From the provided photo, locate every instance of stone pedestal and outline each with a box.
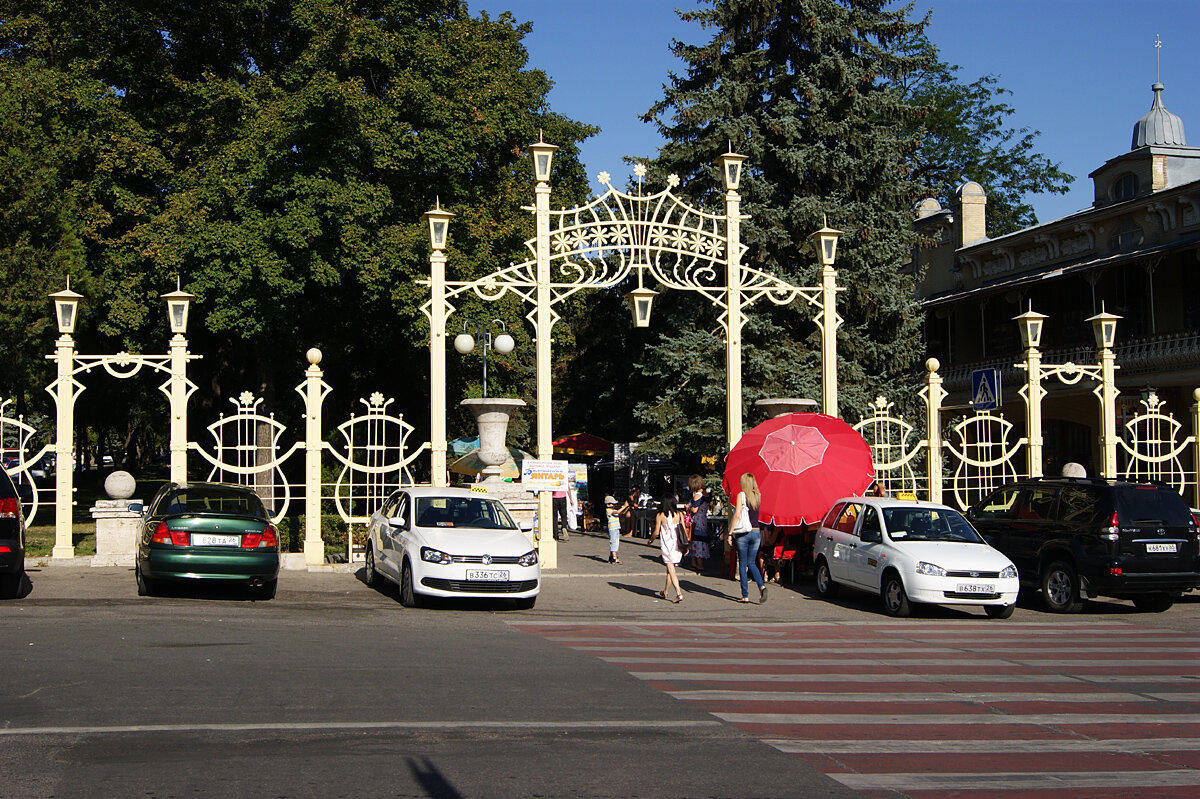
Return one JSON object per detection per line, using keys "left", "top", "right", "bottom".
{"left": 459, "top": 397, "right": 537, "bottom": 547}
{"left": 92, "top": 471, "right": 142, "bottom": 567}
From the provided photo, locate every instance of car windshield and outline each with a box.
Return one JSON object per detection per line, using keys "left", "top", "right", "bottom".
{"left": 415, "top": 496, "right": 518, "bottom": 530}
{"left": 883, "top": 507, "right": 984, "bottom": 543}
{"left": 159, "top": 486, "right": 267, "bottom": 518}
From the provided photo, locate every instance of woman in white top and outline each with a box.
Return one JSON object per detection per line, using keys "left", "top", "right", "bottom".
{"left": 653, "top": 494, "right": 686, "bottom": 603}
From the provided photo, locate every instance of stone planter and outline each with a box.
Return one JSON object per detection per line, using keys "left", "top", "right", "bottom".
{"left": 755, "top": 397, "right": 818, "bottom": 418}
{"left": 460, "top": 397, "right": 527, "bottom": 484}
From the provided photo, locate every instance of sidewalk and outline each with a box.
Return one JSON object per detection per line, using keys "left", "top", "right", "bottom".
{"left": 20, "top": 527, "right": 839, "bottom": 621}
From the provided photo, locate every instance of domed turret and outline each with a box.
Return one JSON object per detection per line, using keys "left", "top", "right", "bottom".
{"left": 1132, "top": 82, "right": 1186, "bottom": 149}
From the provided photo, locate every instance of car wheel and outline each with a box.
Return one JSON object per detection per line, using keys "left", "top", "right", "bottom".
{"left": 985, "top": 603, "right": 1015, "bottom": 619}
{"left": 399, "top": 560, "right": 423, "bottom": 608}
{"left": 1132, "top": 593, "right": 1174, "bottom": 612}
{"left": 814, "top": 558, "right": 840, "bottom": 599}
{"left": 514, "top": 595, "right": 537, "bottom": 610}
{"left": 135, "top": 566, "right": 157, "bottom": 597}
{"left": 881, "top": 572, "right": 911, "bottom": 617}
{"left": 1040, "top": 560, "right": 1082, "bottom": 613}
{"left": 0, "top": 571, "right": 22, "bottom": 599}
{"left": 256, "top": 579, "right": 277, "bottom": 601}
{"left": 364, "top": 544, "right": 384, "bottom": 589}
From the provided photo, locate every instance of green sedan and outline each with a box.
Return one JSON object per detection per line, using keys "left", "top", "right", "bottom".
{"left": 133, "top": 482, "right": 280, "bottom": 599}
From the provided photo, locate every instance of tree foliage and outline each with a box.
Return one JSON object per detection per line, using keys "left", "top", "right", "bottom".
{"left": 0, "top": 0, "right": 594, "bottom": 464}
{"left": 894, "top": 32, "right": 1073, "bottom": 237}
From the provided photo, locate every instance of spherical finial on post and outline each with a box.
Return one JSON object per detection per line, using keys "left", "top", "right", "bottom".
{"left": 306, "top": 347, "right": 322, "bottom": 366}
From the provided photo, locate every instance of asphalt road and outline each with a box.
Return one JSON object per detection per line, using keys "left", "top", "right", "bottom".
{"left": 2, "top": 564, "right": 860, "bottom": 799}
{"left": 7, "top": 534, "right": 1200, "bottom": 798}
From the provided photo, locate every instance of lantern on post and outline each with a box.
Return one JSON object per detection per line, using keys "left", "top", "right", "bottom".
{"left": 50, "top": 285, "right": 84, "bottom": 336}
{"left": 1015, "top": 307, "right": 1048, "bottom": 350}
{"left": 1088, "top": 309, "right": 1121, "bottom": 350}
{"left": 423, "top": 201, "right": 454, "bottom": 251}
{"left": 716, "top": 149, "right": 747, "bottom": 192}
{"left": 624, "top": 266, "right": 658, "bottom": 328}
{"left": 810, "top": 219, "right": 843, "bottom": 268}
{"left": 161, "top": 283, "right": 195, "bottom": 335}
{"left": 529, "top": 138, "right": 558, "bottom": 184}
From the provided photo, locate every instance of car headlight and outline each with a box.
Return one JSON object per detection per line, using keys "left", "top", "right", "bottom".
{"left": 916, "top": 561, "right": 947, "bottom": 576}
{"left": 518, "top": 550, "right": 539, "bottom": 567}
{"left": 1000, "top": 564, "right": 1017, "bottom": 579}
{"left": 420, "top": 546, "right": 452, "bottom": 565}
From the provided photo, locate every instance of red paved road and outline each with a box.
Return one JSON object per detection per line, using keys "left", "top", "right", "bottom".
{"left": 513, "top": 620, "right": 1200, "bottom": 798}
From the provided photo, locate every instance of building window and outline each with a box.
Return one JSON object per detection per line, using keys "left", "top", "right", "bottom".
{"left": 1109, "top": 218, "right": 1144, "bottom": 253}
{"left": 1111, "top": 173, "right": 1139, "bottom": 202}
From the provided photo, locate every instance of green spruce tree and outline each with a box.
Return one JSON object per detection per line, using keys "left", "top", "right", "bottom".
{"left": 634, "top": 0, "right": 932, "bottom": 462}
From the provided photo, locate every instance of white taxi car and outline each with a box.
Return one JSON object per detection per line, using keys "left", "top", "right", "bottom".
{"left": 813, "top": 496, "right": 1019, "bottom": 618}
{"left": 363, "top": 486, "right": 539, "bottom": 609}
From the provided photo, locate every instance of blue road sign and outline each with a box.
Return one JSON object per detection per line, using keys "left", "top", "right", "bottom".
{"left": 971, "top": 368, "right": 1001, "bottom": 410}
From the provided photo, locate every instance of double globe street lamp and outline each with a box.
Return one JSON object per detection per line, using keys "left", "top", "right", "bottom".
{"left": 454, "top": 318, "right": 515, "bottom": 398}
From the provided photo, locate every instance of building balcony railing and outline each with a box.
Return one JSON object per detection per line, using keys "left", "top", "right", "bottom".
{"left": 939, "top": 328, "right": 1200, "bottom": 394}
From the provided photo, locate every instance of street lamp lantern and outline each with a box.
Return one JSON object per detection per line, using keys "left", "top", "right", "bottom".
{"left": 810, "top": 220, "right": 843, "bottom": 268}
{"left": 624, "top": 282, "right": 658, "bottom": 329}
{"left": 1087, "top": 309, "right": 1121, "bottom": 350}
{"left": 423, "top": 201, "right": 454, "bottom": 251}
{"left": 1015, "top": 307, "right": 1048, "bottom": 350}
{"left": 49, "top": 284, "right": 84, "bottom": 335}
{"left": 161, "top": 282, "right": 195, "bottom": 335}
{"left": 529, "top": 138, "right": 558, "bottom": 184}
{"left": 716, "top": 149, "right": 748, "bottom": 192}
{"left": 455, "top": 318, "right": 515, "bottom": 398}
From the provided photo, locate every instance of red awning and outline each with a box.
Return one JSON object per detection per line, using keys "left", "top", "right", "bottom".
{"left": 552, "top": 432, "right": 612, "bottom": 457}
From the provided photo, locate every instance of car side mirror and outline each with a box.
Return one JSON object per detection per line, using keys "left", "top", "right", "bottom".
{"left": 519, "top": 521, "right": 533, "bottom": 532}
{"left": 127, "top": 502, "right": 144, "bottom": 515}
{"left": 388, "top": 518, "right": 407, "bottom": 530}
{"left": 860, "top": 528, "right": 881, "bottom": 544}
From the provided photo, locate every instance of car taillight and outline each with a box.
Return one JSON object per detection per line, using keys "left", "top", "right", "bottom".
{"left": 0, "top": 496, "right": 19, "bottom": 518}
{"left": 241, "top": 525, "right": 278, "bottom": 548}
{"left": 1191, "top": 512, "right": 1199, "bottom": 530}
{"left": 151, "top": 522, "right": 189, "bottom": 546}
{"left": 1100, "top": 511, "right": 1120, "bottom": 542}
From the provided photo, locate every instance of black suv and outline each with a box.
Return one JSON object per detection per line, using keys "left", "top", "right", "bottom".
{"left": 0, "top": 468, "right": 26, "bottom": 598}
{"left": 967, "top": 477, "right": 1200, "bottom": 613}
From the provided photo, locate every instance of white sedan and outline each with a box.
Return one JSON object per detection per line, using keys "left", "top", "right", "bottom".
{"left": 364, "top": 486, "right": 539, "bottom": 609}
{"left": 813, "top": 496, "right": 1019, "bottom": 618}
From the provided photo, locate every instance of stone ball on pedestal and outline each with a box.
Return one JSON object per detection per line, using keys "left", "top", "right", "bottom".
{"left": 104, "top": 470, "right": 137, "bottom": 500}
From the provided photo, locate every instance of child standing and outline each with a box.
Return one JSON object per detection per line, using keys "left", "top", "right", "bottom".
{"left": 605, "top": 496, "right": 622, "bottom": 564}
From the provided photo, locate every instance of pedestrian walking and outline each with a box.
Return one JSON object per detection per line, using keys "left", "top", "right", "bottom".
{"left": 653, "top": 494, "right": 686, "bottom": 603}
{"left": 727, "top": 472, "right": 767, "bottom": 604}
{"left": 685, "top": 474, "right": 711, "bottom": 574}
{"left": 604, "top": 495, "right": 622, "bottom": 564}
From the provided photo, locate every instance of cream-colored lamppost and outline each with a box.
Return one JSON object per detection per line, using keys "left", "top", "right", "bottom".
{"left": 48, "top": 284, "right": 83, "bottom": 559}
{"left": 425, "top": 201, "right": 454, "bottom": 488}
{"left": 1016, "top": 306, "right": 1048, "bottom": 478}
{"left": 810, "top": 220, "right": 843, "bottom": 418}
{"left": 717, "top": 148, "right": 748, "bottom": 449}
{"left": 528, "top": 137, "right": 558, "bottom": 561}
{"left": 1088, "top": 309, "right": 1121, "bottom": 477}
{"left": 161, "top": 283, "right": 194, "bottom": 485}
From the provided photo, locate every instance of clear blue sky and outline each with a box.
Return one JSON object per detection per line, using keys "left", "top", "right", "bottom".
{"left": 471, "top": 0, "right": 1200, "bottom": 225}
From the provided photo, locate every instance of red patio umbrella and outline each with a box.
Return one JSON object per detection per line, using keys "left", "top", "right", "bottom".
{"left": 552, "top": 432, "right": 612, "bottom": 457}
{"left": 722, "top": 413, "right": 874, "bottom": 527}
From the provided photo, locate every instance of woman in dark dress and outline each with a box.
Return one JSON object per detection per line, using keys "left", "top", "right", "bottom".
{"left": 685, "top": 474, "right": 710, "bottom": 574}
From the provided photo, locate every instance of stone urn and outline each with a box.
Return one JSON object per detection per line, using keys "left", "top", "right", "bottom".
{"left": 460, "top": 398, "right": 527, "bottom": 484}
{"left": 755, "top": 397, "right": 818, "bottom": 418}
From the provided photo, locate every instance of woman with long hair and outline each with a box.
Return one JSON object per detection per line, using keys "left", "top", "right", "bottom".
{"left": 685, "top": 474, "right": 710, "bottom": 574}
{"left": 729, "top": 472, "right": 767, "bottom": 604}
{"left": 653, "top": 493, "right": 686, "bottom": 603}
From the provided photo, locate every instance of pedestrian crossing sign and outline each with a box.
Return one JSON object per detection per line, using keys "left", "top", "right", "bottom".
{"left": 971, "top": 368, "right": 1001, "bottom": 410}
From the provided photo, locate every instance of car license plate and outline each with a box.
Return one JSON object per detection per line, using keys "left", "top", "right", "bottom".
{"left": 956, "top": 583, "right": 994, "bottom": 594}
{"left": 466, "top": 570, "right": 509, "bottom": 581}
{"left": 1146, "top": 542, "right": 1178, "bottom": 553}
{"left": 192, "top": 533, "right": 240, "bottom": 547}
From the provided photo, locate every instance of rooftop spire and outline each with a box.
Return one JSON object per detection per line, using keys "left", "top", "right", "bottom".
{"left": 1132, "top": 38, "right": 1186, "bottom": 149}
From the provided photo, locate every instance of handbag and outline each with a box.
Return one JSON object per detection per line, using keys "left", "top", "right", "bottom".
{"left": 677, "top": 517, "right": 692, "bottom": 551}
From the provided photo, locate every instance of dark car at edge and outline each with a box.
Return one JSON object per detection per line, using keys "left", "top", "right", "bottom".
{"left": 967, "top": 477, "right": 1200, "bottom": 612}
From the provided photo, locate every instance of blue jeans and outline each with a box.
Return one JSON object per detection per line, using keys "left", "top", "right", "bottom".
{"left": 733, "top": 528, "right": 764, "bottom": 598}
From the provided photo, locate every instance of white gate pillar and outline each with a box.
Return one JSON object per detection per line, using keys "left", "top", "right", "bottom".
{"left": 723, "top": 182, "right": 744, "bottom": 452}
{"left": 424, "top": 205, "right": 453, "bottom": 489}
{"left": 532, "top": 152, "right": 557, "bottom": 569}
{"left": 1089, "top": 311, "right": 1121, "bottom": 478}
{"left": 301, "top": 349, "right": 328, "bottom": 566}
{"left": 924, "top": 358, "right": 946, "bottom": 504}
{"left": 51, "top": 328, "right": 76, "bottom": 559}
{"left": 1016, "top": 309, "right": 1047, "bottom": 479}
